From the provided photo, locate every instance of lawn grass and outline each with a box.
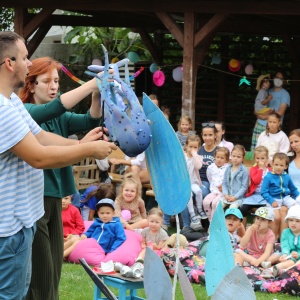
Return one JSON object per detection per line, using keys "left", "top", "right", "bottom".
{"left": 59, "top": 262, "right": 300, "bottom": 299}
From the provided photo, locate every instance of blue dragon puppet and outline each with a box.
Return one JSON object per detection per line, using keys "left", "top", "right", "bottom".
{"left": 86, "top": 45, "right": 151, "bottom": 157}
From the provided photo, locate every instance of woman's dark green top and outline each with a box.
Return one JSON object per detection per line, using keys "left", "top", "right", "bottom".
{"left": 25, "top": 95, "right": 100, "bottom": 198}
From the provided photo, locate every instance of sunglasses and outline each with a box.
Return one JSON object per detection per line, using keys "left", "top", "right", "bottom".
{"left": 202, "top": 122, "right": 215, "bottom": 128}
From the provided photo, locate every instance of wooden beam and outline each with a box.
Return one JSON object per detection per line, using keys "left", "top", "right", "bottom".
{"left": 182, "top": 13, "right": 196, "bottom": 123}
{"left": 27, "top": 26, "right": 51, "bottom": 58}
{"left": 156, "top": 12, "right": 183, "bottom": 48}
{"left": 14, "top": 8, "right": 27, "bottom": 37}
{"left": 39, "top": 14, "right": 164, "bottom": 29}
{"left": 24, "top": 13, "right": 300, "bottom": 35}
{"left": 133, "top": 28, "right": 161, "bottom": 63}
{"left": 194, "top": 13, "right": 229, "bottom": 48}
{"left": 3, "top": 1, "right": 300, "bottom": 15}
{"left": 23, "top": 8, "right": 55, "bottom": 39}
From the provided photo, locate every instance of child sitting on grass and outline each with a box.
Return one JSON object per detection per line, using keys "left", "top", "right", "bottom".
{"left": 224, "top": 208, "right": 245, "bottom": 252}
{"left": 62, "top": 195, "right": 85, "bottom": 258}
{"left": 235, "top": 207, "right": 279, "bottom": 269}
{"left": 80, "top": 199, "right": 126, "bottom": 254}
{"left": 136, "top": 208, "right": 168, "bottom": 263}
{"left": 262, "top": 205, "right": 300, "bottom": 278}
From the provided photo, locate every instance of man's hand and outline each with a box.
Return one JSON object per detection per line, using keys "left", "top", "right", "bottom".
{"left": 91, "top": 140, "right": 117, "bottom": 160}
{"left": 80, "top": 127, "right": 109, "bottom": 143}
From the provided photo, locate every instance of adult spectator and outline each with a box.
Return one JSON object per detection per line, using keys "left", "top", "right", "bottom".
{"left": 251, "top": 71, "right": 290, "bottom": 150}
{"left": 0, "top": 31, "right": 116, "bottom": 299}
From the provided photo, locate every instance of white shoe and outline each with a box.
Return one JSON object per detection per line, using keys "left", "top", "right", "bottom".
{"left": 261, "top": 261, "right": 271, "bottom": 269}
{"left": 190, "top": 216, "right": 202, "bottom": 231}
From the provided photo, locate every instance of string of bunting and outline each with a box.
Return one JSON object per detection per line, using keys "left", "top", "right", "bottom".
{"left": 60, "top": 52, "right": 297, "bottom": 88}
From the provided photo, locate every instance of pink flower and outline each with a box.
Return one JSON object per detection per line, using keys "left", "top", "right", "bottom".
{"left": 186, "top": 259, "right": 195, "bottom": 267}
{"left": 188, "top": 246, "right": 197, "bottom": 253}
{"left": 265, "top": 281, "right": 282, "bottom": 293}
{"left": 291, "top": 271, "right": 299, "bottom": 278}
{"left": 190, "top": 269, "right": 201, "bottom": 283}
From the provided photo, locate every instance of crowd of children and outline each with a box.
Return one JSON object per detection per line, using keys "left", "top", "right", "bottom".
{"left": 59, "top": 84, "right": 300, "bottom": 281}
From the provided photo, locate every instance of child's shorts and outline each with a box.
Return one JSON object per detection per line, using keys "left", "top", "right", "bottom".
{"left": 266, "top": 196, "right": 296, "bottom": 210}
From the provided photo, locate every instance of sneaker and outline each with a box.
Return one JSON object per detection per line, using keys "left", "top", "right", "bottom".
{"left": 243, "top": 261, "right": 250, "bottom": 267}
{"left": 261, "top": 261, "right": 272, "bottom": 269}
{"left": 273, "top": 265, "right": 285, "bottom": 277}
{"left": 260, "top": 268, "right": 274, "bottom": 279}
{"left": 198, "top": 211, "right": 208, "bottom": 219}
{"left": 190, "top": 216, "right": 203, "bottom": 231}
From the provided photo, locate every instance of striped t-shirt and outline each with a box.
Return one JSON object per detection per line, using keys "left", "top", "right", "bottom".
{"left": 0, "top": 93, "right": 44, "bottom": 237}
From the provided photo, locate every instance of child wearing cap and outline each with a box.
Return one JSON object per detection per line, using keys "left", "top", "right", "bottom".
{"left": 254, "top": 74, "right": 274, "bottom": 117}
{"left": 235, "top": 207, "right": 279, "bottom": 268}
{"left": 80, "top": 198, "right": 126, "bottom": 254}
{"left": 224, "top": 208, "right": 245, "bottom": 251}
{"left": 263, "top": 205, "right": 300, "bottom": 278}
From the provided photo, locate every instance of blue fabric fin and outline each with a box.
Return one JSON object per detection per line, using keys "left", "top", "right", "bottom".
{"left": 143, "top": 93, "right": 191, "bottom": 215}
{"left": 211, "top": 266, "right": 256, "bottom": 300}
{"left": 205, "top": 202, "right": 235, "bottom": 296}
{"left": 144, "top": 248, "right": 172, "bottom": 300}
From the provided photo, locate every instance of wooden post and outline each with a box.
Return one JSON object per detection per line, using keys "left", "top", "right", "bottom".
{"left": 14, "top": 8, "right": 26, "bottom": 37}
{"left": 182, "top": 13, "right": 197, "bottom": 124}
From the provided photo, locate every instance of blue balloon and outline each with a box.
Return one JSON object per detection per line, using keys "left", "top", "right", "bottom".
{"left": 149, "top": 63, "right": 158, "bottom": 73}
{"left": 127, "top": 52, "right": 139, "bottom": 63}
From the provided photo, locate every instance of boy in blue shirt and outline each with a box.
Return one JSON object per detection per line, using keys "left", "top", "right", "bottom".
{"left": 81, "top": 199, "right": 126, "bottom": 253}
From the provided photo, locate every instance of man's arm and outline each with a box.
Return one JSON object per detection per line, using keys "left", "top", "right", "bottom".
{"left": 276, "top": 103, "right": 288, "bottom": 117}
{"left": 36, "top": 127, "right": 106, "bottom": 146}
{"left": 11, "top": 131, "right": 116, "bottom": 169}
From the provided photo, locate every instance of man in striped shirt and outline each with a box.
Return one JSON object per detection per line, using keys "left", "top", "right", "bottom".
{"left": 0, "top": 31, "right": 116, "bottom": 299}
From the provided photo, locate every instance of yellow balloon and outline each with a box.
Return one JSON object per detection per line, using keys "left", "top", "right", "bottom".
{"left": 111, "top": 57, "right": 119, "bottom": 63}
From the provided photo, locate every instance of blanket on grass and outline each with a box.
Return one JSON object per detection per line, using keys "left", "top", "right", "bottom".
{"left": 162, "top": 239, "right": 300, "bottom": 295}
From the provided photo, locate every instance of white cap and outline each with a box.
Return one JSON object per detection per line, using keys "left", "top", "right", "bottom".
{"left": 285, "top": 205, "right": 300, "bottom": 222}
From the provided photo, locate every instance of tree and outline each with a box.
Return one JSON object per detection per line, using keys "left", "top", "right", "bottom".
{"left": 64, "top": 26, "right": 151, "bottom": 64}
{"left": 0, "top": 8, "right": 14, "bottom": 31}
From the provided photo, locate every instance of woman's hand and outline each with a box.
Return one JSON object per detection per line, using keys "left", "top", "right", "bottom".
{"left": 272, "top": 201, "right": 279, "bottom": 208}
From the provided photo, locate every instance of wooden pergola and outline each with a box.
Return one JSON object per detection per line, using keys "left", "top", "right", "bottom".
{"left": 2, "top": 0, "right": 300, "bottom": 130}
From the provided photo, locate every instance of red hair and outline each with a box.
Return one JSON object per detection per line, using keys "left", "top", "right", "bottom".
{"left": 19, "top": 57, "right": 61, "bottom": 103}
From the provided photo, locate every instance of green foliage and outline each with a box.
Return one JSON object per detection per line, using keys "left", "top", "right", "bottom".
{"left": 0, "top": 8, "right": 14, "bottom": 31}
{"left": 64, "top": 26, "right": 151, "bottom": 64}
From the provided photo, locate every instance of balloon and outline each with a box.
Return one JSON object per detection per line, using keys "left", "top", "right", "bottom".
{"left": 153, "top": 70, "right": 165, "bottom": 87}
{"left": 172, "top": 67, "right": 183, "bottom": 82}
{"left": 127, "top": 52, "right": 139, "bottom": 63}
{"left": 228, "top": 59, "right": 241, "bottom": 72}
{"left": 245, "top": 64, "right": 253, "bottom": 75}
{"left": 149, "top": 63, "right": 158, "bottom": 73}
{"left": 111, "top": 57, "right": 119, "bottom": 64}
{"left": 211, "top": 54, "right": 221, "bottom": 65}
{"left": 91, "top": 58, "right": 102, "bottom": 66}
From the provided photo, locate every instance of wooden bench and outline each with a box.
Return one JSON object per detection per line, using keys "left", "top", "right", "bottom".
{"left": 73, "top": 157, "right": 100, "bottom": 191}
{"left": 107, "top": 148, "right": 153, "bottom": 193}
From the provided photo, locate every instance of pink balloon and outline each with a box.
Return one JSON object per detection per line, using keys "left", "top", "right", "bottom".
{"left": 245, "top": 64, "right": 253, "bottom": 75}
{"left": 153, "top": 70, "right": 165, "bottom": 87}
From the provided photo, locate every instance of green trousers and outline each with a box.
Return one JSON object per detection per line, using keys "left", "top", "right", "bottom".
{"left": 26, "top": 197, "right": 64, "bottom": 300}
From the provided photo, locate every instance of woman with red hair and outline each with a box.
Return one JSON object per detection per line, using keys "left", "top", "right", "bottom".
{"left": 19, "top": 57, "right": 102, "bottom": 300}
